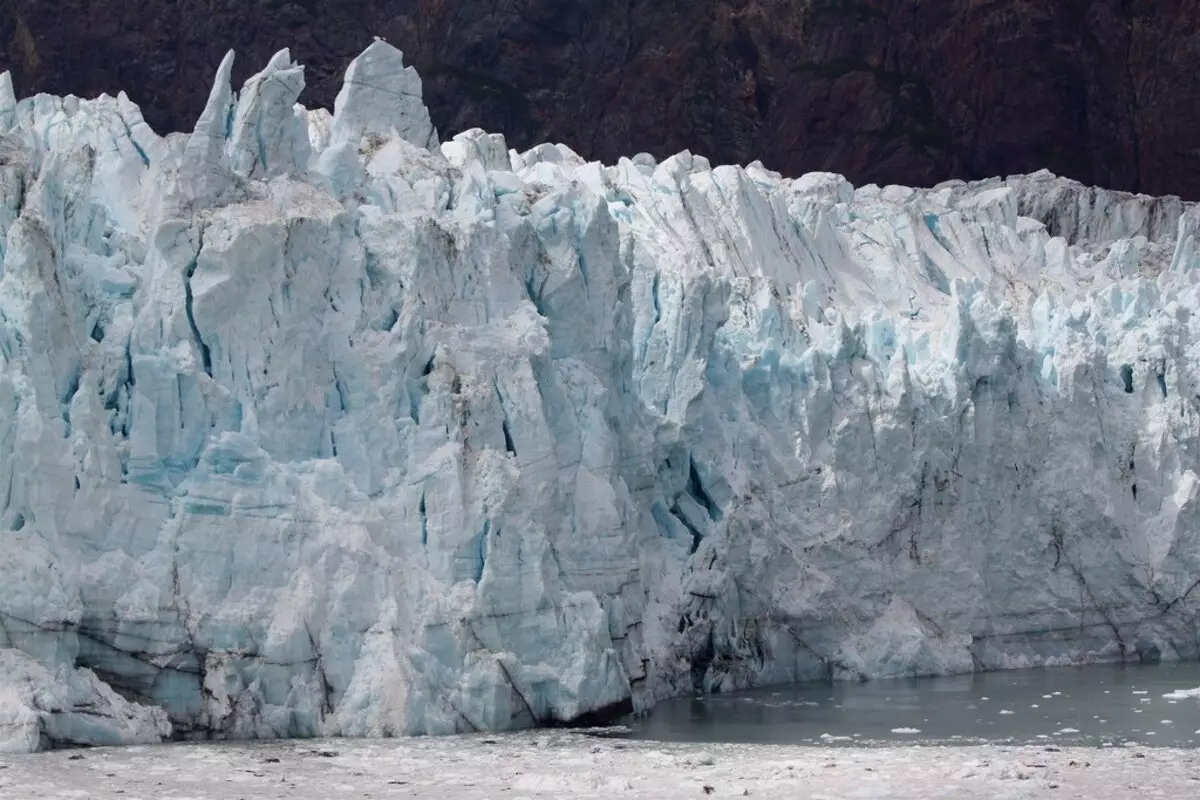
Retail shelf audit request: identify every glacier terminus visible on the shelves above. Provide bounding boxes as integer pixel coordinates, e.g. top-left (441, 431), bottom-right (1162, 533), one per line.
top-left (1, 42), bottom-right (1200, 752)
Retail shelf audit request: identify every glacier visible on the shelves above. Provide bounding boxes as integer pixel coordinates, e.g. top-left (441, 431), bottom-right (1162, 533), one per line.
top-left (1, 41), bottom-right (1200, 752)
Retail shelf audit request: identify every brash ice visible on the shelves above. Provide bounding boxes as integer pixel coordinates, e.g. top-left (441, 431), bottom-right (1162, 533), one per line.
top-left (1, 42), bottom-right (1199, 752)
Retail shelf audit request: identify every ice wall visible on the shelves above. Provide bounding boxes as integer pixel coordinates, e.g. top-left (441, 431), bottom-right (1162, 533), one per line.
top-left (1, 43), bottom-right (1200, 751)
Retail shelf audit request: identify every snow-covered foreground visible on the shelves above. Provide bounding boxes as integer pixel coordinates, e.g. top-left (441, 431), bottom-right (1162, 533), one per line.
top-left (2, 732), bottom-right (1197, 799)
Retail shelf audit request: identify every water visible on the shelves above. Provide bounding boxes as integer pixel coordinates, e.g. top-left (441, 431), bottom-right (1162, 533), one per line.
top-left (622, 663), bottom-right (1200, 747)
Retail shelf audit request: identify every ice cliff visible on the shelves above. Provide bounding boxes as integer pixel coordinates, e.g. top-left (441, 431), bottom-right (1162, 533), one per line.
top-left (2, 43), bottom-right (1200, 752)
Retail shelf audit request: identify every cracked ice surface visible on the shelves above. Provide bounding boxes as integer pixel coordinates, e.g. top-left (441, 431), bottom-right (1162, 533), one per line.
top-left (2, 41), bottom-right (1200, 752)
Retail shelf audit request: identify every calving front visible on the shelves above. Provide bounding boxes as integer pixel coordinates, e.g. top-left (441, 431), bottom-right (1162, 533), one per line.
top-left (0, 41), bottom-right (1198, 752)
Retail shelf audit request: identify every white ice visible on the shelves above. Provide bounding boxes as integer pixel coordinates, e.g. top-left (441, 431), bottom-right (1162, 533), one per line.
top-left (1, 41), bottom-right (1200, 752)
top-left (0, 732), bottom-right (1195, 799)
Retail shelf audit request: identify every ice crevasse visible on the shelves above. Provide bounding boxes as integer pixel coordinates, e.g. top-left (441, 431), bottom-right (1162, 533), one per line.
top-left (1, 42), bottom-right (1200, 752)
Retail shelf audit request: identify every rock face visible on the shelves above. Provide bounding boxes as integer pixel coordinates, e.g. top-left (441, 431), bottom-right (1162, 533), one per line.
top-left (1, 1), bottom-right (1198, 198)
top-left (3, 43), bottom-right (1200, 753)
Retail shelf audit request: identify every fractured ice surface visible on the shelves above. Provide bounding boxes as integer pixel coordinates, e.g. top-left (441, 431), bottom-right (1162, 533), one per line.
top-left (2, 42), bottom-right (1200, 752)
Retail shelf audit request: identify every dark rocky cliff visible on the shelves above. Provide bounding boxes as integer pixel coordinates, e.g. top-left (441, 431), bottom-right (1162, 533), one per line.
top-left (2, 0), bottom-right (1197, 197)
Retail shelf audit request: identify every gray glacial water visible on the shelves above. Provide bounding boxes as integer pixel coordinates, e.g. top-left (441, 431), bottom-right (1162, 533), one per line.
top-left (622, 663), bottom-right (1200, 747)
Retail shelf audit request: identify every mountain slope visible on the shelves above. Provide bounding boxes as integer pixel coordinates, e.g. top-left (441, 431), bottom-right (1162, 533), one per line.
top-left (2, 0), bottom-right (1198, 197)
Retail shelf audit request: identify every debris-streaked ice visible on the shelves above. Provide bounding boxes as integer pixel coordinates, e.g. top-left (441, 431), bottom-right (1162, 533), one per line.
top-left (2, 42), bottom-right (1200, 752)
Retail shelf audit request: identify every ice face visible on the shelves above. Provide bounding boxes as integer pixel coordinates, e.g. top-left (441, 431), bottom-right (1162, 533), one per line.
top-left (1, 41), bottom-right (1200, 752)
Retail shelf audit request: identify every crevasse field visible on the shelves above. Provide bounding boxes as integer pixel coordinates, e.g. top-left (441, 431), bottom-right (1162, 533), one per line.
top-left (2, 41), bottom-right (1200, 790)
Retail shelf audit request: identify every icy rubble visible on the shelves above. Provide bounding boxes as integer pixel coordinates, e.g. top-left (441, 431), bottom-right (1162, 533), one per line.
top-left (0, 651), bottom-right (170, 753)
top-left (1, 42), bottom-right (1200, 752)
top-left (6, 733), bottom-right (1200, 800)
